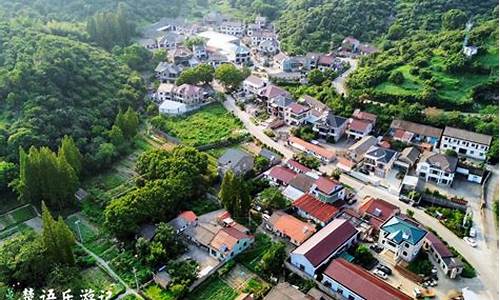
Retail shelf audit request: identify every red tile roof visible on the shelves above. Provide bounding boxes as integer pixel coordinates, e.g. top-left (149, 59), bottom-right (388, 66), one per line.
top-left (288, 136), bottom-right (335, 161)
top-left (179, 211), bottom-right (197, 223)
top-left (293, 219), bottom-right (357, 267)
top-left (288, 102), bottom-right (310, 115)
top-left (268, 166), bottom-right (297, 185)
top-left (210, 227), bottom-right (252, 251)
top-left (286, 159), bottom-right (312, 174)
top-left (293, 194), bottom-right (339, 223)
top-left (314, 176), bottom-right (341, 194)
top-left (349, 119), bottom-right (371, 132)
top-left (318, 54), bottom-right (335, 66)
top-left (269, 211), bottom-right (316, 244)
top-left (358, 198), bottom-right (400, 230)
top-left (324, 259), bottom-right (413, 300)
top-left (425, 232), bottom-right (453, 258)
top-left (352, 110), bottom-right (377, 123)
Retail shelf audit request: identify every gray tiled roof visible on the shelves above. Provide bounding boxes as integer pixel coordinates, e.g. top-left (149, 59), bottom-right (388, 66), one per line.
top-left (443, 126), bottom-right (492, 145)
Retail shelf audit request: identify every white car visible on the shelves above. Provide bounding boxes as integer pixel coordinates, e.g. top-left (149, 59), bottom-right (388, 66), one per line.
top-left (373, 269), bottom-right (388, 280)
top-left (463, 237), bottom-right (477, 247)
top-left (469, 227), bottom-right (477, 238)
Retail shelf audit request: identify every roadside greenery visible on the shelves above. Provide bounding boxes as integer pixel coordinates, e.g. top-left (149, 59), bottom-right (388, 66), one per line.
top-left (426, 206), bottom-right (471, 238)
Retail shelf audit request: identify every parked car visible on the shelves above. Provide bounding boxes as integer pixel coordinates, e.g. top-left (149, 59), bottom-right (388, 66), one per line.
top-left (369, 244), bottom-right (384, 253)
top-left (377, 264), bottom-right (392, 275)
top-left (463, 237), bottom-right (477, 247)
top-left (373, 269), bottom-right (388, 280)
top-left (469, 227), bottom-right (477, 238)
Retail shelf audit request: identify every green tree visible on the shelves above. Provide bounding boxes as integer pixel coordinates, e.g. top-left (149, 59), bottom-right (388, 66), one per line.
top-left (219, 170), bottom-right (238, 215)
top-left (442, 9), bottom-right (467, 30)
top-left (353, 244), bottom-right (374, 266)
top-left (388, 70), bottom-right (404, 84)
top-left (41, 202), bottom-right (76, 266)
top-left (254, 156), bottom-right (270, 173)
top-left (0, 161), bottom-right (16, 193)
top-left (259, 187), bottom-right (288, 209)
top-left (58, 135), bottom-right (82, 176)
top-left (307, 69), bottom-right (326, 85)
top-left (215, 64), bottom-right (247, 91)
top-left (387, 23), bottom-right (404, 40)
top-left (108, 125), bottom-right (126, 146)
top-left (258, 242), bottom-right (286, 276)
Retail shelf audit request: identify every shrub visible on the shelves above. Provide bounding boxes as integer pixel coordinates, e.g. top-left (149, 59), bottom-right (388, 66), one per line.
top-left (388, 71), bottom-right (404, 84)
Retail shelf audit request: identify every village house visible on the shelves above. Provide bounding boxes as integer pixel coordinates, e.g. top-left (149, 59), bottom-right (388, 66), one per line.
top-left (169, 211), bottom-right (198, 234)
top-left (168, 46), bottom-right (193, 66)
top-left (263, 283), bottom-right (308, 300)
top-left (321, 259), bottom-right (413, 300)
top-left (250, 30), bottom-right (276, 46)
top-left (341, 36), bottom-right (360, 53)
top-left (358, 197), bottom-right (400, 232)
top-left (286, 159), bottom-right (312, 174)
top-left (219, 21), bottom-right (246, 37)
top-left (317, 54), bottom-right (336, 71)
top-left (346, 110), bottom-right (377, 139)
top-left (282, 173), bottom-right (317, 200)
top-left (217, 149), bottom-right (255, 176)
top-left (258, 148), bottom-right (282, 166)
top-left (288, 136), bottom-right (336, 163)
top-left (361, 145), bottom-right (399, 177)
top-left (389, 119), bottom-right (443, 149)
top-left (423, 233), bottom-right (464, 279)
top-left (394, 146), bottom-right (421, 171)
top-left (310, 176), bottom-right (345, 203)
top-left (284, 102), bottom-right (311, 126)
top-left (155, 62), bottom-right (183, 83)
top-left (242, 75), bottom-right (267, 96)
top-left (298, 95), bottom-right (328, 115)
top-left (416, 151), bottom-right (458, 186)
top-left (260, 84), bottom-right (291, 102)
top-left (156, 83), bottom-right (176, 102)
top-left (273, 53), bottom-right (302, 72)
top-left (258, 39), bottom-right (280, 56)
top-left (209, 227), bottom-right (254, 261)
top-left (157, 32), bottom-right (184, 49)
top-left (265, 211), bottom-right (316, 246)
top-left (312, 112), bottom-right (348, 142)
top-left (293, 194), bottom-right (339, 226)
top-left (173, 83), bottom-right (206, 105)
top-left (192, 44), bottom-right (207, 59)
top-left (336, 209), bottom-right (373, 241)
top-left (440, 126), bottom-right (492, 161)
top-left (255, 15), bottom-right (267, 28)
top-left (347, 135), bottom-right (379, 163)
top-left (264, 165), bottom-right (297, 186)
top-left (267, 95), bottom-right (294, 118)
top-left (290, 219), bottom-right (358, 277)
top-left (378, 215), bottom-right (427, 262)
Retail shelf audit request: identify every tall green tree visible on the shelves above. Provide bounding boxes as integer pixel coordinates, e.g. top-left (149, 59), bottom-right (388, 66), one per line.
top-left (214, 64), bottom-right (248, 91)
top-left (58, 135), bottom-right (82, 176)
top-left (41, 202), bottom-right (76, 266)
top-left (218, 171), bottom-right (250, 218)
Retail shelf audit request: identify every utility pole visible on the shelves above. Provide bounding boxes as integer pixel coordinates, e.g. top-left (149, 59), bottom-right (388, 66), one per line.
top-left (133, 266), bottom-right (139, 291)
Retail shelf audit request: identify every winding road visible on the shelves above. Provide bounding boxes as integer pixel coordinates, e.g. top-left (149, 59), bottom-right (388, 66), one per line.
top-left (332, 57), bottom-right (358, 96)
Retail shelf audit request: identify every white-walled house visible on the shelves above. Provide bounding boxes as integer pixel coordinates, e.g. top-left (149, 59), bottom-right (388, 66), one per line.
top-left (219, 21), bottom-right (245, 37)
top-left (209, 227), bottom-right (254, 261)
top-left (440, 126), bottom-right (492, 161)
top-left (311, 112), bottom-right (348, 142)
top-left (242, 75), bottom-right (267, 96)
top-left (284, 103), bottom-right (310, 126)
top-left (378, 216), bottom-right (427, 262)
top-left (290, 219), bottom-right (358, 277)
top-left (416, 151), bottom-right (458, 186)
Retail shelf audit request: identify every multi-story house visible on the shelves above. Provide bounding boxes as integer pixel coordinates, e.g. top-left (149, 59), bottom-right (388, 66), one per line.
top-left (389, 119), bottom-right (443, 149)
top-left (311, 176), bottom-right (345, 203)
top-left (346, 109), bottom-right (377, 139)
top-left (258, 39), bottom-right (279, 56)
top-left (267, 95), bottom-right (294, 118)
top-left (265, 211), bottom-right (316, 246)
top-left (321, 259), bottom-right (413, 300)
top-left (284, 103), bottom-right (310, 126)
top-left (255, 15), bottom-right (267, 28)
top-left (288, 136), bottom-right (336, 163)
top-left (217, 148), bottom-right (254, 176)
top-left (168, 46), bottom-right (193, 66)
top-left (361, 145), bottom-right (398, 178)
top-left (173, 84), bottom-right (205, 105)
top-left (423, 233), bottom-right (463, 279)
top-left (440, 126), bottom-right (492, 161)
top-left (156, 83), bottom-right (176, 102)
top-left (242, 75), bottom-right (267, 96)
top-left (192, 44), bottom-right (207, 59)
top-left (209, 227), bottom-right (254, 261)
top-left (155, 62), bottom-right (183, 83)
top-left (416, 151), bottom-right (457, 186)
top-left (219, 21), bottom-right (245, 37)
top-left (250, 30), bottom-right (276, 46)
top-left (379, 216), bottom-right (427, 262)
top-left (290, 219), bottom-right (358, 277)
top-left (347, 135), bottom-right (378, 163)
top-left (312, 112), bottom-right (348, 142)
top-left (157, 32), bottom-right (184, 49)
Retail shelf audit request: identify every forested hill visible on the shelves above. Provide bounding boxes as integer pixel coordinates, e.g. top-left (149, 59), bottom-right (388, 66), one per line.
top-left (0, 0), bottom-right (206, 23)
top-left (0, 19), bottom-right (144, 168)
top-left (276, 0), bottom-right (498, 53)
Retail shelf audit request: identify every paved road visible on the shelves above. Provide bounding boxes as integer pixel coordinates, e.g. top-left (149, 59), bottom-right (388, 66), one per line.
top-left (223, 95), bottom-right (295, 159)
top-left (78, 242), bottom-right (144, 299)
top-left (332, 58), bottom-right (358, 96)
top-left (339, 174), bottom-right (498, 299)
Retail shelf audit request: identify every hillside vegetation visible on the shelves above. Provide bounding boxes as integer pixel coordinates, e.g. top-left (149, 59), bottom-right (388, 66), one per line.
top-left (0, 20), bottom-right (145, 168)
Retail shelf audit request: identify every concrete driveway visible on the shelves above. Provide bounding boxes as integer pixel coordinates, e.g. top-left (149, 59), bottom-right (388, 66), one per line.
top-left (180, 244), bottom-right (220, 278)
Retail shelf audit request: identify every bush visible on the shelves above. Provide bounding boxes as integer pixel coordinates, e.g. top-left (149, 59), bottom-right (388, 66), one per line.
top-left (408, 251), bottom-right (433, 276)
top-left (217, 260), bottom-right (236, 276)
top-left (388, 71), bottom-right (404, 84)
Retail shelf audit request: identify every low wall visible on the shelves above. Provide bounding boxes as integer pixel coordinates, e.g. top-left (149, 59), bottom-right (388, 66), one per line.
top-left (421, 194), bottom-right (468, 212)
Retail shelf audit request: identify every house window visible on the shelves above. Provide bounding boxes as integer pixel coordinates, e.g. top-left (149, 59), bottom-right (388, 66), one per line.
top-left (337, 288), bottom-right (343, 295)
top-left (348, 296), bottom-right (355, 300)
top-left (403, 251), bottom-right (408, 256)
top-left (324, 281), bottom-right (331, 288)
top-left (404, 243), bottom-right (409, 248)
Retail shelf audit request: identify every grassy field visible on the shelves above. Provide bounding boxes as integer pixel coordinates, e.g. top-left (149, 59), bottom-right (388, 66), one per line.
top-left (186, 276), bottom-right (238, 300)
top-left (0, 204), bottom-right (38, 238)
top-left (374, 38), bottom-right (499, 107)
top-left (144, 284), bottom-right (176, 300)
top-left (236, 234), bottom-right (273, 273)
top-left (154, 103), bottom-right (245, 147)
top-left (78, 267), bottom-right (125, 298)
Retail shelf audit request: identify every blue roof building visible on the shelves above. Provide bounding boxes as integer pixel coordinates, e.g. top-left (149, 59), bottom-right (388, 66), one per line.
top-left (379, 215), bottom-right (427, 262)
